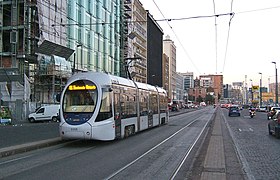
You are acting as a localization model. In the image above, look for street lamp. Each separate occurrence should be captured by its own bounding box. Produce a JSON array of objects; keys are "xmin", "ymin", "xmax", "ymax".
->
[
  {"xmin": 250, "ymin": 79, "xmax": 253, "ymax": 103},
  {"xmin": 73, "ymin": 44, "xmax": 82, "ymax": 74},
  {"xmin": 272, "ymin": 62, "xmax": 278, "ymax": 105},
  {"xmin": 259, "ymin": 72, "xmax": 262, "ymax": 107},
  {"xmin": 124, "ymin": 57, "xmax": 141, "ymax": 80}
]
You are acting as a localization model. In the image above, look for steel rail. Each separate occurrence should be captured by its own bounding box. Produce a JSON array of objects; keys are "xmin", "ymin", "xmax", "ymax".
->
[{"xmin": 105, "ymin": 112, "xmax": 210, "ymax": 180}]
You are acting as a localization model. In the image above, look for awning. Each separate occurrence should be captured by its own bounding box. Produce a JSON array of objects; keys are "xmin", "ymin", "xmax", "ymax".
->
[{"xmin": 35, "ymin": 40, "xmax": 74, "ymax": 60}]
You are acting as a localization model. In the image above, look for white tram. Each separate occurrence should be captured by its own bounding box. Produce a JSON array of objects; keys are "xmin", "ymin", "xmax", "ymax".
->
[{"xmin": 58, "ymin": 72, "xmax": 169, "ymax": 141}]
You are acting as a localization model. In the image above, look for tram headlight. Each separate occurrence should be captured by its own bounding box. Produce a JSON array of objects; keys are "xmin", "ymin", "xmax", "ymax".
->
[{"xmin": 86, "ymin": 132, "xmax": 90, "ymax": 136}]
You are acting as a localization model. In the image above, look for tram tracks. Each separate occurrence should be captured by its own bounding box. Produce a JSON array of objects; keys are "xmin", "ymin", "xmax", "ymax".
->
[
  {"xmin": 106, "ymin": 110, "xmax": 213, "ymax": 179},
  {"xmin": 0, "ymin": 141, "xmax": 100, "ymax": 179}
]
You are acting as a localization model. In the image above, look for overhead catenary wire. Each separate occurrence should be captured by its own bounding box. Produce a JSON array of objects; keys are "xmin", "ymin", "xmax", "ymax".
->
[
  {"xmin": 221, "ymin": 0, "xmax": 235, "ymax": 73},
  {"xmin": 212, "ymin": 0, "xmax": 218, "ymax": 74},
  {"xmin": 51, "ymin": 12, "xmax": 234, "ymax": 27},
  {"xmin": 152, "ymin": 0, "xmax": 201, "ymax": 75},
  {"xmin": 156, "ymin": 12, "xmax": 234, "ymax": 22},
  {"xmin": 236, "ymin": 5, "xmax": 280, "ymax": 14}
]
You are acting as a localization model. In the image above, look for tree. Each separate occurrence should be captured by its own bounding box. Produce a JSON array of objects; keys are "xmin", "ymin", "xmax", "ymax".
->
[
  {"xmin": 188, "ymin": 95, "xmax": 195, "ymax": 101},
  {"xmin": 196, "ymin": 95, "xmax": 203, "ymax": 103},
  {"xmin": 205, "ymin": 94, "xmax": 215, "ymax": 104}
]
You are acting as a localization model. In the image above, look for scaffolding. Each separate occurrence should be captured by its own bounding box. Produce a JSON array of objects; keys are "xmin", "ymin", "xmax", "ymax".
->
[
  {"xmin": 0, "ymin": 0, "xmax": 70, "ymax": 121},
  {"xmin": 35, "ymin": 54, "xmax": 71, "ymax": 104}
]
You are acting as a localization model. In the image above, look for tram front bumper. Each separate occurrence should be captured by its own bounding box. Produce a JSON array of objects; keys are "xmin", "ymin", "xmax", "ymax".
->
[{"xmin": 59, "ymin": 122, "xmax": 92, "ymax": 140}]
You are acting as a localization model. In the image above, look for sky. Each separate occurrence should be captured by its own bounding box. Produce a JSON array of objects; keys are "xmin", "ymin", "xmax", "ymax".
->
[{"xmin": 140, "ymin": 0, "xmax": 280, "ymax": 87}]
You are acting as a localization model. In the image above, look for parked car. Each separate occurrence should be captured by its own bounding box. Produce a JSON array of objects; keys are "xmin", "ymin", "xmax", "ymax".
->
[
  {"xmin": 228, "ymin": 106, "xmax": 240, "ymax": 117},
  {"xmin": 267, "ymin": 107, "xmax": 280, "ymax": 120},
  {"xmin": 268, "ymin": 110, "xmax": 280, "ymax": 138},
  {"xmin": 28, "ymin": 104, "xmax": 60, "ymax": 123},
  {"xmin": 171, "ymin": 102, "xmax": 179, "ymax": 111}
]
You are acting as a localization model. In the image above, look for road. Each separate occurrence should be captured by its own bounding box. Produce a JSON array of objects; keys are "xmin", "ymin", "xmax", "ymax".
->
[
  {"xmin": 220, "ymin": 108, "xmax": 280, "ymax": 180},
  {"xmin": 0, "ymin": 107, "xmax": 213, "ymax": 180}
]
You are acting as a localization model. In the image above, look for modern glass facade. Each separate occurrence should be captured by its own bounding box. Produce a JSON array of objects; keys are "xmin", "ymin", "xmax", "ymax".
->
[
  {"xmin": 180, "ymin": 72, "xmax": 194, "ymax": 91},
  {"xmin": 67, "ymin": 0, "xmax": 121, "ymax": 75}
]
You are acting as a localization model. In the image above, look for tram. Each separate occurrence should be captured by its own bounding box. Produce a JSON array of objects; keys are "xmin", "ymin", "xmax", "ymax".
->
[{"xmin": 58, "ymin": 72, "xmax": 169, "ymax": 141}]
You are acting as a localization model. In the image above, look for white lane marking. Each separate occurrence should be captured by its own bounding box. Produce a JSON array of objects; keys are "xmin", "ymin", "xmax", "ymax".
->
[{"xmin": 238, "ymin": 128, "xmax": 254, "ymax": 132}]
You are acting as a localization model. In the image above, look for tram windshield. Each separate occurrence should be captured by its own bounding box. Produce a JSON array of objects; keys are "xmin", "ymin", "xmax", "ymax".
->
[{"xmin": 63, "ymin": 80, "xmax": 98, "ymax": 113}]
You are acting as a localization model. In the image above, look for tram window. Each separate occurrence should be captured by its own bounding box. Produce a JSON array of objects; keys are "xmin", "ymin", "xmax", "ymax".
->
[
  {"xmin": 119, "ymin": 87, "xmax": 137, "ymax": 118},
  {"xmin": 149, "ymin": 92, "xmax": 158, "ymax": 114},
  {"xmin": 96, "ymin": 89, "xmax": 113, "ymax": 122},
  {"xmin": 139, "ymin": 90, "xmax": 148, "ymax": 116},
  {"xmin": 159, "ymin": 93, "xmax": 167, "ymax": 113},
  {"xmin": 63, "ymin": 80, "xmax": 98, "ymax": 113}
]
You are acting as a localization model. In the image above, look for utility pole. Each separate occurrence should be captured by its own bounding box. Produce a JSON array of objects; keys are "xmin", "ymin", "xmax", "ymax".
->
[
  {"xmin": 259, "ymin": 72, "xmax": 262, "ymax": 107},
  {"xmin": 272, "ymin": 62, "xmax": 278, "ymax": 105}
]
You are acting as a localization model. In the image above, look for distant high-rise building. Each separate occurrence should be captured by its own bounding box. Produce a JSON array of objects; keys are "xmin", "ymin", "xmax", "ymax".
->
[
  {"xmin": 163, "ymin": 35, "xmax": 176, "ymax": 99},
  {"xmin": 175, "ymin": 72, "xmax": 184, "ymax": 100},
  {"xmin": 162, "ymin": 53, "xmax": 170, "ymax": 93},
  {"xmin": 180, "ymin": 72, "xmax": 194, "ymax": 91}
]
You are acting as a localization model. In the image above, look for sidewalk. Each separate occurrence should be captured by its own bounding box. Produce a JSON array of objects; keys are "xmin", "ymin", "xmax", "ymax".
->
[
  {"xmin": 199, "ymin": 108, "xmax": 246, "ymax": 180},
  {"xmin": 201, "ymin": 109, "xmax": 226, "ymax": 180}
]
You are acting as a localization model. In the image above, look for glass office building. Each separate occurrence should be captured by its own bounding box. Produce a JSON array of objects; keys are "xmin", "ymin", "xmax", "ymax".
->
[{"xmin": 67, "ymin": 0, "xmax": 121, "ymax": 75}]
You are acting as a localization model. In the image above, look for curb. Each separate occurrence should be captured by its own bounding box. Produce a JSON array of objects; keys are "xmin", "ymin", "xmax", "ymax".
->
[{"xmin": 0, "ymin": 137, "xmax": 62, "ymax": 158}]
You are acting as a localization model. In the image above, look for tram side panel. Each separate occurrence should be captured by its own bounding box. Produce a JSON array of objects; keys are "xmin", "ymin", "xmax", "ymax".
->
[
  {"xmin": 159, "ymin": 92, "xmax": 168, "ymax": 124},
  {"xmin": 150, "ymin": 91, "xmax": 160, "ymax": 127},
  {"xmin": 112, "ymin": 85, "xmax": 165, "ymax": 138},
  {"xmin": 139, "ymin": 89, "xmax": 149, "ymax": 131}
]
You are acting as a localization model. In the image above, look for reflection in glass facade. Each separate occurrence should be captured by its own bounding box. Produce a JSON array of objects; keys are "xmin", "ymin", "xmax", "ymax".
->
[{"xmin": 67, "ymin": 0, "xmax": 121, "ymax": 75}]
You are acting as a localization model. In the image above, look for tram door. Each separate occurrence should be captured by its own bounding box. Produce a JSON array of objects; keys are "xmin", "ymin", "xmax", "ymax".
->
[{"xmin": 114, "ymin": 92, "xmax": 121, "ymax": 139}]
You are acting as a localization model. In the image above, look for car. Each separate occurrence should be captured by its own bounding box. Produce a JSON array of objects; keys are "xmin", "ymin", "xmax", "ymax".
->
[
  {"xmin": 28, "ymin": 104, "xmax": 60, "ymax": 123},
  {"xmin": 257, "ymin": 106, "xmax": 267, "ymax": 112},
  {"xmin": 267, "ymin": 107, "xmax": 280, "ymax": 120},
  {"xmin": 228, "ymin": 106, "xmax": 240, "ymax": 117},
  {"xmin": 171, "ymin": 103, "xmax": 179, "ymax": 111},
  {"xmin": 268, "ymin": 110, "xmax": 280, "ymax": 138}
]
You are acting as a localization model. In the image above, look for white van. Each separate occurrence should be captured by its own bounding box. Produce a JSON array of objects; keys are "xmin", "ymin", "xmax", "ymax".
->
[{"xmin": 28, "ymin": 105, "xmax": 60, "ymax": 123}]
